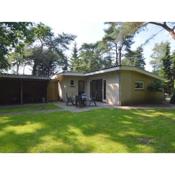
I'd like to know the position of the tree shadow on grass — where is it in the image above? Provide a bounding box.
[0,108,175,152]
[0,113,95,153]
[76,109,175,152]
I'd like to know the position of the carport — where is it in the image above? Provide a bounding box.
[0,74,50,105]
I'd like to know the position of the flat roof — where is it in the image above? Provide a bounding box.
[0,74,50,80]
[53,66,164,81]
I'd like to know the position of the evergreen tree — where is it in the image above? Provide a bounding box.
[171,51,175,80]
[150,42,168,76]
[103,22,135,66]
[134,47,145,69]
[70,42,80,71]
[95,40,113,69]
[124,47,145,69]
[77,42,105,72]
[150,42,175,95]
[162,43,174,94]
[103,22,120,65]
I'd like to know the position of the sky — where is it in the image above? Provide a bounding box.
[45,21,175,72]
[13,21,175,74]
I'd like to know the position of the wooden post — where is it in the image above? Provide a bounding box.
[45,80,49,103]
[20,80,23,105]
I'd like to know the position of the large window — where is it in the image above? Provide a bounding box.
[104,80,106,99]
[135,81,144,90]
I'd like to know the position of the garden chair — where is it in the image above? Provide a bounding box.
[66,93,74,106]
[87,94,97,106]
[75,95,86,107]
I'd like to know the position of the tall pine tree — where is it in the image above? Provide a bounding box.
[70,42,80,71]
[162,43,174,94]
[150,42,169,77]
[124,46,145,69]
[134,47,145,69]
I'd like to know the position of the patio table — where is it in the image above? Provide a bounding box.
[75,94,88,107]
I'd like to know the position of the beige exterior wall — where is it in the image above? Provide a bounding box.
[55,72,120,105]
[119,70,164,105]
[59,76,85,101]
[47,80,58,101]
[86,71,120,105]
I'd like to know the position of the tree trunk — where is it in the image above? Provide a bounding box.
[169,31,175,40]
[32,62,37,76]
[118,47,122,66]
[16,63,20,75]
[114,43,118,66]
[63,58,68,70]
[23,64,26,75]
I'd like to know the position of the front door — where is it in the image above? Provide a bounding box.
[78,80,85,95]
[90,79,102,101]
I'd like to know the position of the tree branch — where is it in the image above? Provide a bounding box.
[149,22,175,40]
[141,29,163,47]
[149,22,171,31]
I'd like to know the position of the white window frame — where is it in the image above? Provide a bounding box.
[135,81,144,90]
[103,79,106,100]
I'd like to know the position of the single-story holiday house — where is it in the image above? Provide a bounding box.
[50,66,164,105]
[0,66,164,106]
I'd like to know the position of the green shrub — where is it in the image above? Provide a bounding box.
[147,80,163,92]
[170,90,175,104]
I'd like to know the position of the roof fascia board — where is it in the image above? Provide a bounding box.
[54,72,85,77]
[54,66,164,81]
[119,66,165,81]
[85,67,119,76]
[0,74,50,80]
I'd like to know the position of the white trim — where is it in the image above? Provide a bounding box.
[103,79,106,100]
[54,72,85,77]
[53,66,164,81]
[85,67,119,76]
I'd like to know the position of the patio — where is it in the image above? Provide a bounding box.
[55,101,175,112]
[55,101,112,112]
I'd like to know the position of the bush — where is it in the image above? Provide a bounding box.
[164,80,174,95]
[147,80,163,92]
[170,90,175,104]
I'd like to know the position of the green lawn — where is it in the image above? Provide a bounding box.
[0,103,58,113]
[0,104,175,153]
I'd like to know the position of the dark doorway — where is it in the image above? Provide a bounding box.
[22,80,48,104]
[78,80,85,95]
[90,79,102,101]
[0,79,20,105]
[103,80,106,100]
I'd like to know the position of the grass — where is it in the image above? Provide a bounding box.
[0,104,175,152]
[0,103,59,114]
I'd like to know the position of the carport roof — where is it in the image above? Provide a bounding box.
[0,74,50,80]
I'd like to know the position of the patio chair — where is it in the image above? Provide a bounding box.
[75,95,80,107]
[75,95,86,107]
[66,93,74,106]
[87,94,97,106]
